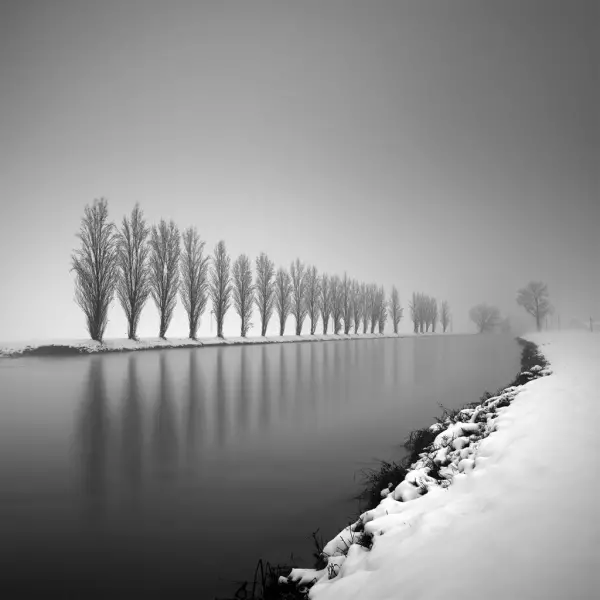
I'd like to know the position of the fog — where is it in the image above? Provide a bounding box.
[0,0,598,341]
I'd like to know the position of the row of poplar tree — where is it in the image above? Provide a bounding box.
[71,199,451,342]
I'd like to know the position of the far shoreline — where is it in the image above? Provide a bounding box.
[0,331,474,358]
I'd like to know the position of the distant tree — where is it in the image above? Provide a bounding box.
[516,281,552,332]
[439,300,451,333]
[254,253,275,336]
[331,275,344,335]
[180,226,210,340]
[469,303,501,333]
[499,316,511,333]
[341,273,354,334]
[352,280,362,334]
[377,286,387,333]
[409,293,420,334]
[320,274,333,334]
[274,267,292,336]
[305,265,321,335]
[361,283,371,334]
[232,254,254,337]
[71,198,119,343]
[290,258,308,335]
[149,219,181,339]
[370,283,379,334]
[116,203,150,340]
[209,240,232,339]
[388,286,403,334]
[430,298,438,333]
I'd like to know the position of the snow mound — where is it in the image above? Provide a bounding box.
[282,333,599,599]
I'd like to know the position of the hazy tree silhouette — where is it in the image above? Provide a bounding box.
[148,219,181,339]
[180,226,209,340]
[290,258,308,335]
[370,284,380,334]
[425,296,438,332]
[274,267,292,336]
[409,292,421,334]
[116,203,150,340]
[439,300,451,333]
[341,273,353,334]
[330,275,343,334]
[361,283,370,334]
[377,286,387,333]
[254,253,275,336]
[352,279,362,334]
[209,240,232,339]
[71,198,119,342]
[388,285,403,334]
[320,274,333,334]
[516,281,552,332]
[232,253,254,337]
[469,303,501,333]
[305,265,321,335]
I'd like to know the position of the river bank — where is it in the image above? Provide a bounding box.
[0,331,465,358]
[267,331,599,599]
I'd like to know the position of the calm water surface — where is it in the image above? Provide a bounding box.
[0,335,521,598]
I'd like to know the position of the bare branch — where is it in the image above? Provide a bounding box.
[274,267,292,336]
[232,253,254,337]
[254,253,275,336]
[148,219,181,339]
[71,198,119,342]
[209,240,232,339]
[180,226,210,340]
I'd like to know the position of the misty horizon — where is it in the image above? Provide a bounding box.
[1,0,598,342]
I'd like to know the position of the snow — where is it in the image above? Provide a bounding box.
[282,331,600,599]
[0,331,447,358]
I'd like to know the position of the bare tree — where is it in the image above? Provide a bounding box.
[352,280,362,334]
[254,253,275,336]
[377,286,387,333]
[341,273,353,334]
[71,198,119,342]
[331,275,344,334]
[388,285,403,334]
[180,226,210,340]
[232,254,254,337]
[274,267,292,336]
[409,292,420,334]
[320,274,333,334]
[209,240,232,338]
[362,283,371,334]
[369,283,379,334]
[305,265,321,335]
[116,203,150,340]
[290,258,308,335]
[148,219,181,339]
[469,303,501,333]
[430,298,439,333]
[516,281,552,332]
[439,300,451,333]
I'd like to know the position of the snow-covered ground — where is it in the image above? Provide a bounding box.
[284,331,600,599]
[0,331,449,357]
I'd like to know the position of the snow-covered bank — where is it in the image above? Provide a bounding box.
[0,331,461,358]
[283,331,600,599]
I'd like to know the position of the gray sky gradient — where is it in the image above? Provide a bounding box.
[0,0,598,341]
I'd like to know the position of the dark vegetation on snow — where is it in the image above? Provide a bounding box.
[222,338,548,600]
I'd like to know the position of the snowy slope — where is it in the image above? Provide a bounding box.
[284,331,600,600]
